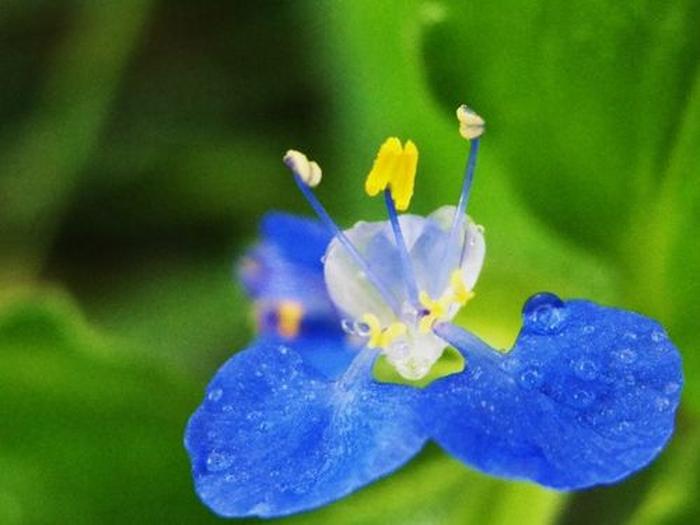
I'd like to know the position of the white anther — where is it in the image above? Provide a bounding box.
[284,149,322,187]
[456,105,485,140]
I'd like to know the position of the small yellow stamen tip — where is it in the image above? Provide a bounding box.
[450,270,475,305]
[364,137,418,210]
[277,300,304,339]
[284,149,322,187]
[361,313,407,349]
[456,105,485,140]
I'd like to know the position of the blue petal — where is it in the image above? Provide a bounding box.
[185,337,427,517]
[425,293,683,490]
[239,212,339,337]
[259,212,332,269]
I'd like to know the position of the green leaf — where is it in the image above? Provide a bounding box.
[303,0,618,349]
[0,292,220,524]
[0,0,153,280]
[424,0,700,256]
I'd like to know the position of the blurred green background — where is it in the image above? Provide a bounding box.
[1,0,698,523]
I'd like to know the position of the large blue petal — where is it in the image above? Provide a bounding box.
[239,212,339,337]
[185,337,427,517]
[426,293,682,490]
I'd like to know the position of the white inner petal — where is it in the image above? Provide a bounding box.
[323,206,486,379]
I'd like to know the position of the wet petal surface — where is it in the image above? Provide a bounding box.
[425,294,683,490]
[185,337,427,517]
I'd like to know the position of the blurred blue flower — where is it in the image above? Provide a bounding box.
[185,108,682,518]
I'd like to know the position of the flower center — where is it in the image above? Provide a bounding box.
[284,105,486,380]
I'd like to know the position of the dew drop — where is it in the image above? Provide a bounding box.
[582,325,595,335]
[246,410,262,421]
[208,388,223,402]
[651,330,667,343]
[476,224,485,234]
[522,293,567,334]
[519,367,544,390]
[341,318,356,335]
[613,348,637,364]
[320,254,327,264]
[623,331,637,340]
[222,404,234,413]
[570,389,595,408]
[278,345,289,355]
[615,421,634,434]
[304,391,317,401]
[664,382,680,395]
[206,451,233,472]
[500,357,521,373]
[355,322,371,337]
[573,358,598,381]
[654,396,671,412]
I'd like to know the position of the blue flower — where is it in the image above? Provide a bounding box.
[185,106,683,518]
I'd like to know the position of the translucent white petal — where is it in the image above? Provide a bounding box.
[324,206,485,321]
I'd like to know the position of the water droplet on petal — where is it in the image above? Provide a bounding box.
[246,410,262,421]
[278,345,289,355]
[222,404,234,413]
[570,389,595,408]
[519,367,544,389]
[582,325,595,335]
[664,382,680,395]
[208,388,223,402]
[615,421,634,434]
[573,358,598,380]
[206,451,233,472]
[613,348,637,364]
[304,391,317,401]
[522,293,567,334]
[355,322,371,337]
[341,318,356,335]
[655,396,671,412]
[500,357,520,373]
[651,330,667,343]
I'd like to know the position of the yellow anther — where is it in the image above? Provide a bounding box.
[450,270,476,305]
[361,313,407,349]
[456,105,485,140]
[365,137,402,196]
[364,137,418,211]
[277,300,304,339]
[284,149,322,187]
[418,291,450,334]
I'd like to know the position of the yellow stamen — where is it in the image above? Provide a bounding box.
[418,291,450,334]
[392,140,418,211]
[418,271,476,334]
[364,137,418,211]
[277,300,304,338]
[450,270,476,305]
[362,313,407,349]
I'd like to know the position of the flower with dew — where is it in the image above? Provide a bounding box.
[185,105,682,518]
